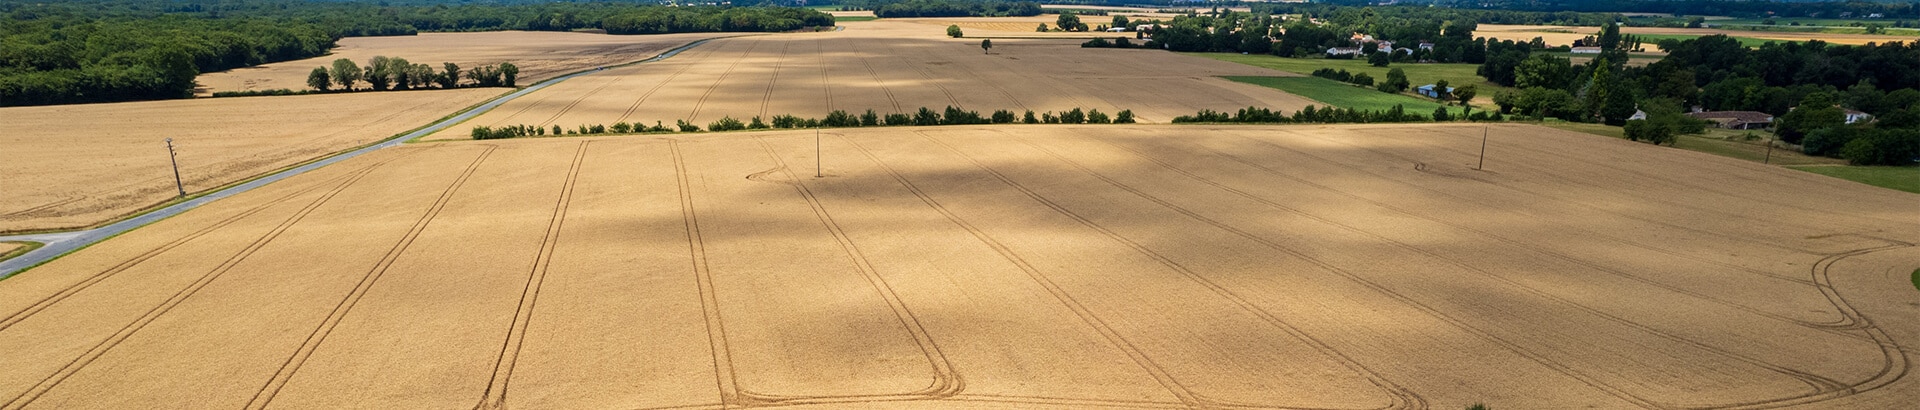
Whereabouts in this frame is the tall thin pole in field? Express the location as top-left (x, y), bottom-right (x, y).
top-left (166, 138), bottom-right (185, 198)
top-left (1475, 126), bottom-right (1489, 170)
top-left (815, 127), bottom-right (823, 178)
top-left (1763, 139), bottom-right (1775, 164)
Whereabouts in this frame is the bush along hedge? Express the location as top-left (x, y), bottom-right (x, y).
top-left (468, 106), bottom-right (1138, 140)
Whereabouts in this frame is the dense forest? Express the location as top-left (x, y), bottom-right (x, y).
top-left (0, 0), bottom-right (833, 106)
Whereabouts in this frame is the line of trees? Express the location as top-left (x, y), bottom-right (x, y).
top-left (849, 0), bottom-right (1041, 18)
top-left (307, 58), bottom-right (518, 92)
top-left (1172, 104), bottom-right (1444, 124)
top-left (468, 106), bottom-right (1137, 139)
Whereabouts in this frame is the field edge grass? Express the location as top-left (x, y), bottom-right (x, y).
top-left (0, 241), bottom-right (43, 264)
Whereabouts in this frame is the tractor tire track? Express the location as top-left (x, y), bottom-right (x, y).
top-left (668, 140), bottom-right (742, 407)
top-left (687, 39), bottom-right (763, 123)
top-left (758, 41), bottom-right (791, 119)
top-left (841, 135), bottom-right (1201, 408)
top-left (0, 150), bottom-right (422, 333)
top-left (2, 161), bottom-right (388, 410)
top-left (917, 131), bottom-right (1422, 410)
top-left (243, 146), bottom-right (497, 410)
top-left (1077, 131), bottom-right (1857, 407)
top-left (843, 38), bottom-right (903, 114)
top-left (618, 42), bottom-right (731, 124)
top-left (471, 141), bottom-right (589, 410)
top-left (739, 136), bottom-right (960, 404)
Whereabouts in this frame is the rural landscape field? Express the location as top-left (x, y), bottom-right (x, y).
top-left (3, 0), bottom-right (1918, 409)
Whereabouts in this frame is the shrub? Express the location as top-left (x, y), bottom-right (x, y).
top-left (552, 125), bottom-right (563, 135)
top-left (709, 116), bottom-right (746, 131)
top-left (749, 116), bottom-right (770, 129)
top-left (860, 109), bottom-right (880, 126)
top-left (824, 110), bottom-right (860, 127)
top-left (649, 121), bottom-right (672, 132)
top-left (1623, 119), bottom-right (1674, 145)
top-left (1350, 73), bottom-right (1375, 87)
top-left (1042, 112), bottom-right (1060, 123)
top-left (1087, 109), bottom-right (1111, 124)
top-left (1115, 110), bottom-right (1136, 123)
top-left (589, 124), bottom-right (606, 134)
top-left (943, 106), bottom-right (985, 124)
top-left (1061, 108), bottom-right (1087, 124)
top-left (884, 112), bottom-right (911, 126)
top-left (611, 122), bottom-right (634, 133)
top-left (772, 114), bottom-right (802, 128)
top-left (1023, 110), bottom-right (1039, 124)
top-left (1432, 107), bottom-right (1453, 121)
top-left (991, 109), bottom-right (1016, 124)
top-left (677, 119), bottom-right (701, 132)
top-left (914, 107), bottom-right (942, 125)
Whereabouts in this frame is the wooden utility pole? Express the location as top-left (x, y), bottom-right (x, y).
top-left (166, 138), bottom-right (185, 198)
top-left (1475, 126), bottom-right (1490, 170)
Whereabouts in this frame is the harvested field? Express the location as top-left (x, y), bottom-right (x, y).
top-left (423, 20), bottom-right (1312, 141)
top-left (195, 31), bottom-right (724, 95)
top-left (0, 89), bottom-right (500, 232)
top-left (3, 123), bottom-right (1917, 409)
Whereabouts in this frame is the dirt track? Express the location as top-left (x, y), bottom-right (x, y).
top-left (422, 20), bottom-right (1313, 140)
top-left (2, 123), bottom-right (1915, 409)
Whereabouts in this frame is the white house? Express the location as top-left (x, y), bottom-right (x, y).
top-left (1570, 46), bottom-right (1602, 54)
top-left (1845, 109), bottom-right (1874, 124)
top-left (1326, 47), bottom-right (1364, 56)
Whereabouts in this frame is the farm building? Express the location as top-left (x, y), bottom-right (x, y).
top-left (1416, 84), bottom-right (1456, 98)
top-left (1570, 46), bottom-right (1602, 54)
top-left (1326, 47), bottom-right (1363, 57)
top-left (1844, 109), bottom-right (1873, 124)
top-left (1687, 111), bottom-right (1774, 129)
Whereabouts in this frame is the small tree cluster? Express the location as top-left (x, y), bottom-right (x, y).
top-left (1173, 105), bottom-right (1437, 124)
top-left (1311, 68), bottom-right (1375, 87)
top-left (313, 58), bottom-right (518, 92)
top-left (1081, 37), bottom-right (1142, 49)
top-left (471, 124), bottom-right (548, 140)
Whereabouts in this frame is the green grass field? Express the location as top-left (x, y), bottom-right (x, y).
top-left (1222, 76), bottom-right (1466, 117)
top-left (835, 15), bottom-right (877, 22)
top-left (1199, 53), bottom-right (1515, 96)
top-left (1786, 165), bottom-right (1920, 194)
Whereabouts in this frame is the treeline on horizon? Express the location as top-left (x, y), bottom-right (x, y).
top-left (0, 0), bottom-right (834, 106)
top-left (1321, 0), bottom-right (1920, 20)
top-left (844, 0), bottom-right (1042, 18)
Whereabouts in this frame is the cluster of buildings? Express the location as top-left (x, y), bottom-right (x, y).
top-left (1325, 34), bottom-right (1432, 57)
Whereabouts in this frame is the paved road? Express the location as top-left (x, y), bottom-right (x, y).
top-left (0, 38), bottom-right (722, 279)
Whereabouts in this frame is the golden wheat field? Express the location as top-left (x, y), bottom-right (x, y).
top-left (0, 89), bottom-right (502, 233)
top-left (420, 20), bottom-right (1314, 141)
top-left (2, 122), bottom-right (1917, 409)
top-left (194, 31), bottom-right (724, 95)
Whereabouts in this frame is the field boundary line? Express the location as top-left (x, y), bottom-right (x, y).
top-left (739, 136), bottom-right (961, 404)
top-left (924, 130), bottom-right (1419, 410)
top-left (841, 134), bottom-right (1199, 407)
top-left (244, 146), bottom-right (496, 410)
top-left (0, 148), bottom-right (425, 332)
top-left (473, 141), bottom-right (588, 410)
top-left (1, 160), bottom-right (387, 410)
top-left (1112, 130), bottom-right (1856, 407)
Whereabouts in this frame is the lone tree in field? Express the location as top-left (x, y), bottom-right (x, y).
top-left (948, 24), bottom-right (963, 38)
top-left (1036, 23), bottom-right (1049, 32)
top-left (981, 39), bottom-right (992, 54)
top-left (329, 58), bottom-right (361, 91)
top-left (307, 67), bottom-right (330, 91)
top-left (1368, 51), bottom-right (1391, 67)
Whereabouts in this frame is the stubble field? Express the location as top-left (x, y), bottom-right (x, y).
top-left (2, 123), bottom-right (1917, 409)
top-left (194, 31), bottom-right (724, 95)
top-left (422, 20), bottom-right (1314, 141)
top-left (0, 89), bottom-right (501, 233)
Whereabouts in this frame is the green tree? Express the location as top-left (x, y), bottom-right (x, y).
top-left (1023, 110), bottom-right (1039, 124)
top-left (1057, 12), bottom-right (1081, 32)
top-left (981, 39), bottom-right (992, 54)
top-left (860, 109), bottom-right (880, 126)
top-left (1379, 67), bottom-right (1410, 93)
top-left (948, 24), bottom-right (964, 38)
top-left (1433, 106), bottom-right (1453, 121)
top-left (1113, 15), bottom-right (1130, 30)
top-left (363, 57), bottom-right (392, 91)
top-left (439, 62), bottom-right (461, 88)
top-left (1775, 103), bottom-right (1846, 144)
top-left (307, 67), bottom-right (331, 91)
top-left (500, 62), bottom-right (519, 87)
top-left (1433, 79), bottom-right (1451, 103)
top-left (1514, 54), bottom-right (1571, 90)
top-left (330, 58), bottom-right (362, 90)
top-left (1453, 85), bottom-right (1478, 108)
top-left (1037, 23), bottom-right (1049, 32)
top-left (1624, 119), bottom-right (1675, 145)
top-left (1368, 51), bottom-right (1390, 67)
